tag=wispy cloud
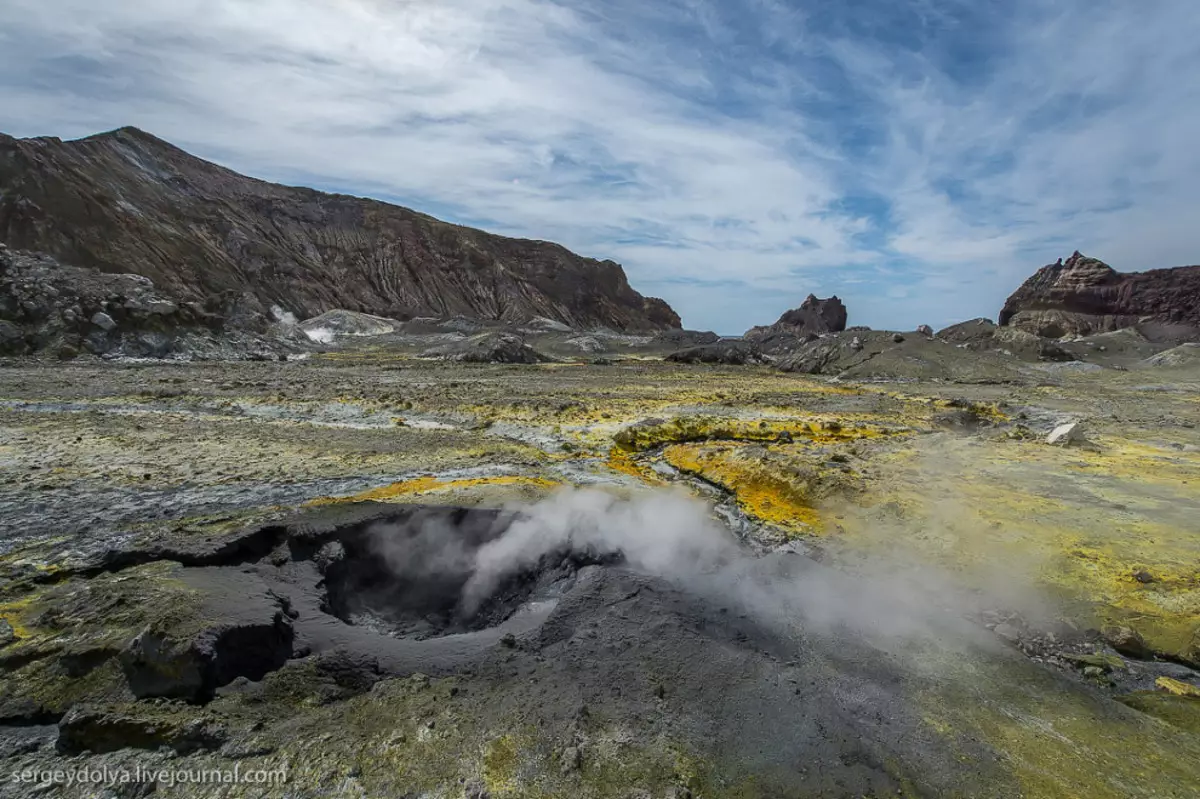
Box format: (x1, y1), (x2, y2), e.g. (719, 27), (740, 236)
(1, 0), (1197, 332)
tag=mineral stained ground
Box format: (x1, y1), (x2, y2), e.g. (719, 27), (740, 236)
(1, 347), (1199, 798)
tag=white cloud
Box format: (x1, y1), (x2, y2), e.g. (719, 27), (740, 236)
(1, 0), (1197, 331)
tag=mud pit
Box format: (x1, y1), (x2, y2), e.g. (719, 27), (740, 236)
(2, 356), (1200, 797)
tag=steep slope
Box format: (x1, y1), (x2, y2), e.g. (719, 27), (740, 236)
(1000, 251), (1200, 338)
(0, 127), (680, 332)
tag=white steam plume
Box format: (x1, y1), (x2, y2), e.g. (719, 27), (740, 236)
(457, 487), (1008, 649)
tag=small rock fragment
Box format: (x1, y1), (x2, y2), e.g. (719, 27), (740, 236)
(892, 333), (905, 343)
(1133, 569), (1155, 584)
(917, 324), (934, 337)
(1046, 421), (1083, 446)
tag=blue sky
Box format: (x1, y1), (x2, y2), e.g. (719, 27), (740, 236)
(2, 0), (1198, 333)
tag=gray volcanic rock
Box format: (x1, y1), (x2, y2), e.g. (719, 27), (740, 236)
(420, 332), (550, 364)
(745, 294), (847, 342)
(0, 127), (680, 332)
(0, 247), (299, 359)
(1000, 251), (1200, 338)
(776, 329), (1026, 382)
(119, 569), (296, 703)
(936, 317), (1073, 362)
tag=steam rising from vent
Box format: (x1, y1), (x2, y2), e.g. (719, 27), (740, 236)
(359, 487), (1044, 646)
(460, 488), (737, 614)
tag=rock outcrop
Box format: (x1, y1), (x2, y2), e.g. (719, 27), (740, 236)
(0, 127), (680, 332)
(1000, 251), (1200, 338)
(745, 294), (847, 344)
(936, 317), (1073, 361)
(0, 245), (299, 359)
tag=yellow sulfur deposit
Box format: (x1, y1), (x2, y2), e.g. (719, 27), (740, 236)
(306, 474), (560, 506)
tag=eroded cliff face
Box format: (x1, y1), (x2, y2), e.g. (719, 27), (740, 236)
(1000, 251), (1200, 338)
(0, 127), (680, 332)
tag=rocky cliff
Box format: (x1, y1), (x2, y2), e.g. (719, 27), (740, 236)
(743, 294), (847, 353)
(0, 127), (680, 332)
(1000, 251), (1200, 338)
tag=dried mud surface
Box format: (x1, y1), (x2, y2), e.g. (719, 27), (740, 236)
(1, 352), (1199, 797)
